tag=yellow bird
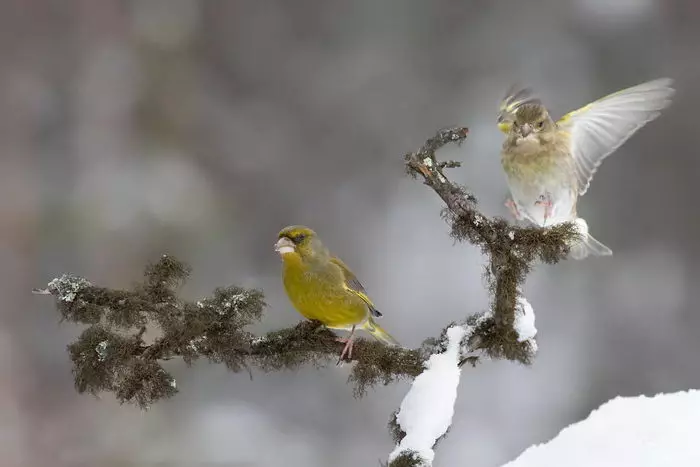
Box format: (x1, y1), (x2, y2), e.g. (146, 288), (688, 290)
(498, 78), (674, 259)
(274, 225), (399, 360)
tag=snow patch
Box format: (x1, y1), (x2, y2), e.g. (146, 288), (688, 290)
(502, 390), (700, 467)
(389, 325), (467, 465)
(513, 296), (537, 351)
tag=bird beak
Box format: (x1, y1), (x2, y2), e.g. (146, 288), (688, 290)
(274, 236), (295, 255)
(520, 123), (532, 137)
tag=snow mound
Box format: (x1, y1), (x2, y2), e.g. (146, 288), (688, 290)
(503, 389), (700, 467)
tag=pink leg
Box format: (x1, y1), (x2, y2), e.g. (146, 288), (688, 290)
(535, 193), (553, 225)
(505, 198), (522, 221)
(336, 325), (356, 363)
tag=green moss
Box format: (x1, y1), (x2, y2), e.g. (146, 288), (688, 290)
(349, 343), (424, 398)
(113, 359), (178, 409)
(513, 222), (579, 264)
(68, 326), (143, 396)
(142, 254), (191, 295)
(388, 410), (407, 445)
(45, 255), (271, 407)
(469, 317), (534, 364)
(252, 320), (335, 371)
(386, 451), (428, 467)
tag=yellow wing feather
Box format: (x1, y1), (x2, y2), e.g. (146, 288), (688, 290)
(329, 256), (382, 317)
(328, 257), (399, 345)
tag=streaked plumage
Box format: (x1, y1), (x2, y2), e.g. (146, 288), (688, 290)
(274, 225), (399, 360)
(499, 78), (675, 259)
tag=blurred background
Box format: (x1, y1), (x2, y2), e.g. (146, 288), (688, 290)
(2, 0), (699, 466)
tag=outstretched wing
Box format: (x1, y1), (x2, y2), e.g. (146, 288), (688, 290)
(557, 78), (674, 196)
(330, 256), (382, 318)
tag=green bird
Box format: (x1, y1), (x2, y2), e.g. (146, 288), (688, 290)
(498, 78), (675, 259)
(274, 225), (400, 361)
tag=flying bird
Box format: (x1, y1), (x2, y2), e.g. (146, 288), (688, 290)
(498, 78), (675, 259)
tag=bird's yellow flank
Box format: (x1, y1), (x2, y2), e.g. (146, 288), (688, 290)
(274, 225), (399, 360)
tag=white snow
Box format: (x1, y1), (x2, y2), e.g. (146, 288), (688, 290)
(513, 296), (537, 351)
(502, 389), (700, 467)
(389, 325), (467, 466)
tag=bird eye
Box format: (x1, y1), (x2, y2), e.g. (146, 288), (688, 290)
(536, 121), (544, 129)
(292, 234), (306, 244)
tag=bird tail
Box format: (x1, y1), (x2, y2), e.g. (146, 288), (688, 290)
(363, 318), (400, 347)
(569, 218), (613, 260)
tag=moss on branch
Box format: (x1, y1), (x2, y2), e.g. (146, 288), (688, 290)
(36, 256), (436, 408)
(403, 126), (576, 364)
(34, 125), (577, 466)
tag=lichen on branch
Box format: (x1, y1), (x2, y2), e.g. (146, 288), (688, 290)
(36, 255), (431, 408)
(34, 125), (579, 467)
(404, 126), (577, 365)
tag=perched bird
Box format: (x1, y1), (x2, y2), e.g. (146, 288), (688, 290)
(498, 78), (675, 259)
(274, 225), (399, 361)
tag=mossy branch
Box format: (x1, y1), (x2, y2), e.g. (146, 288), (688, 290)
(382, 127), (577, 466)
(404, 127), (577, 364)
(34, 257), (433, 409)
(33, 126), (579, 466)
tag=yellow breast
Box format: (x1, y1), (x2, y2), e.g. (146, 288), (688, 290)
(501, 132), (577, 193)
(281, 257), (369, 330)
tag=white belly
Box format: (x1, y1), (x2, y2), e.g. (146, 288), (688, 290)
(509, 183), (576, 227)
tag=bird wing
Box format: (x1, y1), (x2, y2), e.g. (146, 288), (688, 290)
(557, 78), (674, 196)
(330, 257), (382, 317)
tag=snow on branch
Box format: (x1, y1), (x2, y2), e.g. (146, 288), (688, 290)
(513, 295), (537, 352)
(389, 326), (467, 466)
(502, 390), (700, 467)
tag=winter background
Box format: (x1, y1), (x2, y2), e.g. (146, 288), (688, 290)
(2, 0), (699, 466)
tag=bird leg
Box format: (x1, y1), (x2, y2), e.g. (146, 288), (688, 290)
(336, 325), (356, 364)
(535, 192), (553, 225)
(505, 197), (522, 221)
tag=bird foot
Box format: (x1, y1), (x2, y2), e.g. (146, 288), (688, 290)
(505, 198), (522, 221)
(534, 193), (553, 225)
(336, 336), (355, 364)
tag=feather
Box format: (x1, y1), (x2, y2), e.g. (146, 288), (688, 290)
(499, 84), (542, 122)
(557, 78), (675, 195)
(330, 257), (383, 317)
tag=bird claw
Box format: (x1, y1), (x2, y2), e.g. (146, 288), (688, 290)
(505, 198), (522, 221)
(336, 334), (355, 365)
(534, 193), (553, 225)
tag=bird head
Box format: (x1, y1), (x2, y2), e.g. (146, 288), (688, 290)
(508, 103), (554, 140)
(275, 225), (327, 261)
(498, 86), (555, 141)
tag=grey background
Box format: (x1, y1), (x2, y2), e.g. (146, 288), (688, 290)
(1, 0), (698, 466)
